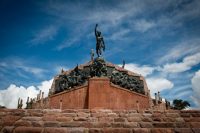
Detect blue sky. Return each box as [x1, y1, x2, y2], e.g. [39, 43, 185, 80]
[0, 0, 200, 108]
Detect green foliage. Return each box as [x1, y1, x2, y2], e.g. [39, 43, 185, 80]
[173, 99, 190, 110]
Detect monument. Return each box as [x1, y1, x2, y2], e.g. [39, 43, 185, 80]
[25, 24, 167, 110]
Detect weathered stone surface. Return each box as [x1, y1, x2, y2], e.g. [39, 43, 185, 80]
[191, 113, 200, 117]
[123, 122, 138, 128]
[89, 128, 103, 133]
[14, 127, 42, 133]
[98, 117, 114, 122]
[31, 121, 43, 127]
[190, 117, 200, 122]
[0, 109, 200, 132]
[162, 117, 176, 122]
[62, 109, 77, 113]
[67, 128, 88, 133]
[151, 128, 172, 133]
[180, 113, 191, 117]
[90, 122, 111, 128]
[114, 117, 126, 122]
[56, 117, 73, 122]
[14, 120, 32, 127]
[141, 116, 152, 122]
[175, 122, 189, 128]
[111, 122, 124, 128]
[173, 128, 193, 133]
[190, 122, 200, 128]
[139, 122, 153, 128]
[103, 128, 132, 133]
[107, 113, 118, 117]
[77, 112, 90, 117]
[91, 112, 108, 118]
[62, 113, 77, 117]
[42, 116, 57, 121]
[87, 117, 98, 122]
[74, 117, 88, 121]
[127, 117, 142, 122]
[133, 128, 150, 133]
[43, 127, 68, 133]
[1, 126, 14, 133]
[60, 122, 82, 127]
[192, 128, 200, 133]
[153, 122, 175, 128]
[128, 113, 141, 117]
[175, 117, 184, 122]
[165, 113, 180, 117]
[22, 116, 42, 121]
[43, 121, 60, 127]
[2, 115, 21, 126]
[152, 117, 162, 122]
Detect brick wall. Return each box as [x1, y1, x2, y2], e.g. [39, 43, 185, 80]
[50, 85, 88, 109]
[88, 78, 150, 110]
[49, 78, 150, 110]
[1, 109, 200, 133]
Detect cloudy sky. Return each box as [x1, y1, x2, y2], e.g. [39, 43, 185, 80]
[0, 0, 200, 109]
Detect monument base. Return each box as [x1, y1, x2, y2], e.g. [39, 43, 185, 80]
[49, 77, 150, 110]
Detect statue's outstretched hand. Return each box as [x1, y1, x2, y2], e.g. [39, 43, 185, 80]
[96, 24, 98, 27]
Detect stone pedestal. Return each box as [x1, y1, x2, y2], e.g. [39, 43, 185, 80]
[49, 77, 150, 110]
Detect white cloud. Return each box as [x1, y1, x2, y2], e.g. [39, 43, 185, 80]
[122, 63, 156, 77]
[0, 57, 47, 78]
[108, 28, 130, 41]
[0, 79, 53, 109]
[30, 25, 58, 45]
[163, 53, 200, 73]
[146, 77, 174, 97]
[57, 37, 79, 50]
[191, 70, 200, 108]
[158, 38, 200, 63]
[18, 65, 46, 76]
[134, 19, 155, 32]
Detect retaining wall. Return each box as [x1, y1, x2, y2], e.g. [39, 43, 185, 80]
[0, 109, 200, 133]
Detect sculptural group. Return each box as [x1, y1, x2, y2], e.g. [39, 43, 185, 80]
[52, 24, 145, 95]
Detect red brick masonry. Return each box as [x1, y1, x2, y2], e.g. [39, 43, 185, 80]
[50, 78, 150, 110]
[0, 109, 200, 133]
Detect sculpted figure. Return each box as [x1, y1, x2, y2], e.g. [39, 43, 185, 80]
[95, 24, 105, 57]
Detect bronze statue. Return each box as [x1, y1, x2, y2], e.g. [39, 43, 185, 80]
[95, 24, 105, 57]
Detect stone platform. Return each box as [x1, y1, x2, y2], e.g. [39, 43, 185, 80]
[1, 109, 200, 133]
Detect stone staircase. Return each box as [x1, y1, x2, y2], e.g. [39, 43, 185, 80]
[0, 109, 200, 133]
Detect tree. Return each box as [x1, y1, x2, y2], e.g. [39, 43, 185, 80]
[173, 99, 190, 110]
